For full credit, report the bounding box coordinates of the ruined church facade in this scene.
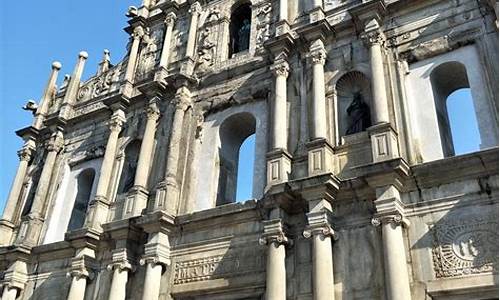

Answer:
[0,0,498,299]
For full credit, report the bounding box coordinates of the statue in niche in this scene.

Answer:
[345,92,371,135]
[122,160,137,192]
[237,19,251,52]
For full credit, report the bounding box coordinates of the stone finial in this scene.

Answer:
[52,61,62,70]
[126,6,138,18]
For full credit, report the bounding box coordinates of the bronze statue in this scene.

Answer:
[346,92,371,135]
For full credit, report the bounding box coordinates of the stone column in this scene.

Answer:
[154,87,190,212]
[127,100,160,216]
[362,25,389,124]
[270,60,289,150]
[86,110,126,229]
[186,2,202,59]
[59,52,88,120]
[1,285,18,300]
[2,144,34,222]
[303,211,336,300]
[259,219,289,300]
[66,273,88,300]
[372,186,411,300]
[140,259,163,300]
[33,61,62,129]
[107,261,133,300]
[124,26,145,85]
[309,40,327,140]
[279,0,288,22]
[159,12,177,69]
[21,131,64,246]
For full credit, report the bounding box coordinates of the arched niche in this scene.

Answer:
[335,71,372,143]
[67,168,96,231]
[117,139,141,194]
[229,2,252,57]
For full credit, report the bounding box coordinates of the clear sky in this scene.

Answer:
[0,2,480,213]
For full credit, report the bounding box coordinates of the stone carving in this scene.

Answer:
[173,252,264,284]
[345,92,371,135]
[431,217,498,278]
[256,3,272,47]
[136,28,161,77]
[196,28,216,74]
[77,66,121,103]
[207,6,221,23]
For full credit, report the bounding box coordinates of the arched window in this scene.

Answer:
[229,3,252,58]
[447,88,481,155]
[67,169,96,231]
[335,71,372,142]
[430,62,480,157]
[236,134,255,202]
[217,113,256,206]
[118,140,141,194]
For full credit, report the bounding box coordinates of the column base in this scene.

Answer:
[85,196,110,230]
[0,220,15,246]
[124,186,149,218]
[306,139,335,177]
[266,149,292,188]
[153,177,179,214]
[17,216,44,247]
[368,123,399,163]
[309,7,325,23]
[275,20,290,36]
[180,57,196,77]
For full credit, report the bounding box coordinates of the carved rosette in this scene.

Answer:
[259,219,290,247]
[303,211,338,240]
[371,213,410,228]
[270,60,290,78]
[45,131,64,153]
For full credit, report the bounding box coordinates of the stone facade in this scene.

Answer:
[0,0,499,299]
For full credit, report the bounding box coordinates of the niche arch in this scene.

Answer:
[229,1,252,57]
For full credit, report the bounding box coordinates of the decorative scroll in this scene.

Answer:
[431,216,498,278]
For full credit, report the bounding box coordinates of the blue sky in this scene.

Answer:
[0,2,481,213]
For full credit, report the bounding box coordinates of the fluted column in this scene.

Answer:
[126,100,160,217]
[33,61,62,129]
[159,12,177,69]
[186,2,202,59]
[107,261,133,300]
[303,211,336,300]
[154,87,190,212]
[124,26,145,84]
[259,219,289,300]
[270,60,289,150]
[362,26,389,124]
[21,131,63,246]
[2,143,34,223]
[134,101,160,188]
[86,110,126,229]
[309,40,327,140]
[1,285,18,300]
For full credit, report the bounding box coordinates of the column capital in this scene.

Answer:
[361,29,385,47]
[259,219,291,246]
[107,248,136,272]
[66,256,96,280]
[303,211,338,240]
[146,102,161,120]
[132,25,146,39]
[17,146,34,162]
[270,60,290,78]
[372,213,410,227]
[139,255,170,267]
[173,87,192,111]
[165,12,177,26]
[189,2,202,15]
[109,116,125,132]
[309,41,327,66]
[45,131,64,153]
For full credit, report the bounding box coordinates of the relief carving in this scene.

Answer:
[136,28,161,77]
[195,27,216,74]
[256,3,272,48]
[431,216,498,278]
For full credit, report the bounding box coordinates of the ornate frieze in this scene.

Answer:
[255,2,272,48]
[431,216,498,278]
[173,251,265,285]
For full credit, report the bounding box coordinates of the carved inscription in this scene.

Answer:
[431,216,498,278]
[173,253,264,284]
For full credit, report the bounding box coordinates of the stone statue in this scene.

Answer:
[122,161,137,192]
[345,92,371,135]
[237,19,251,52]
